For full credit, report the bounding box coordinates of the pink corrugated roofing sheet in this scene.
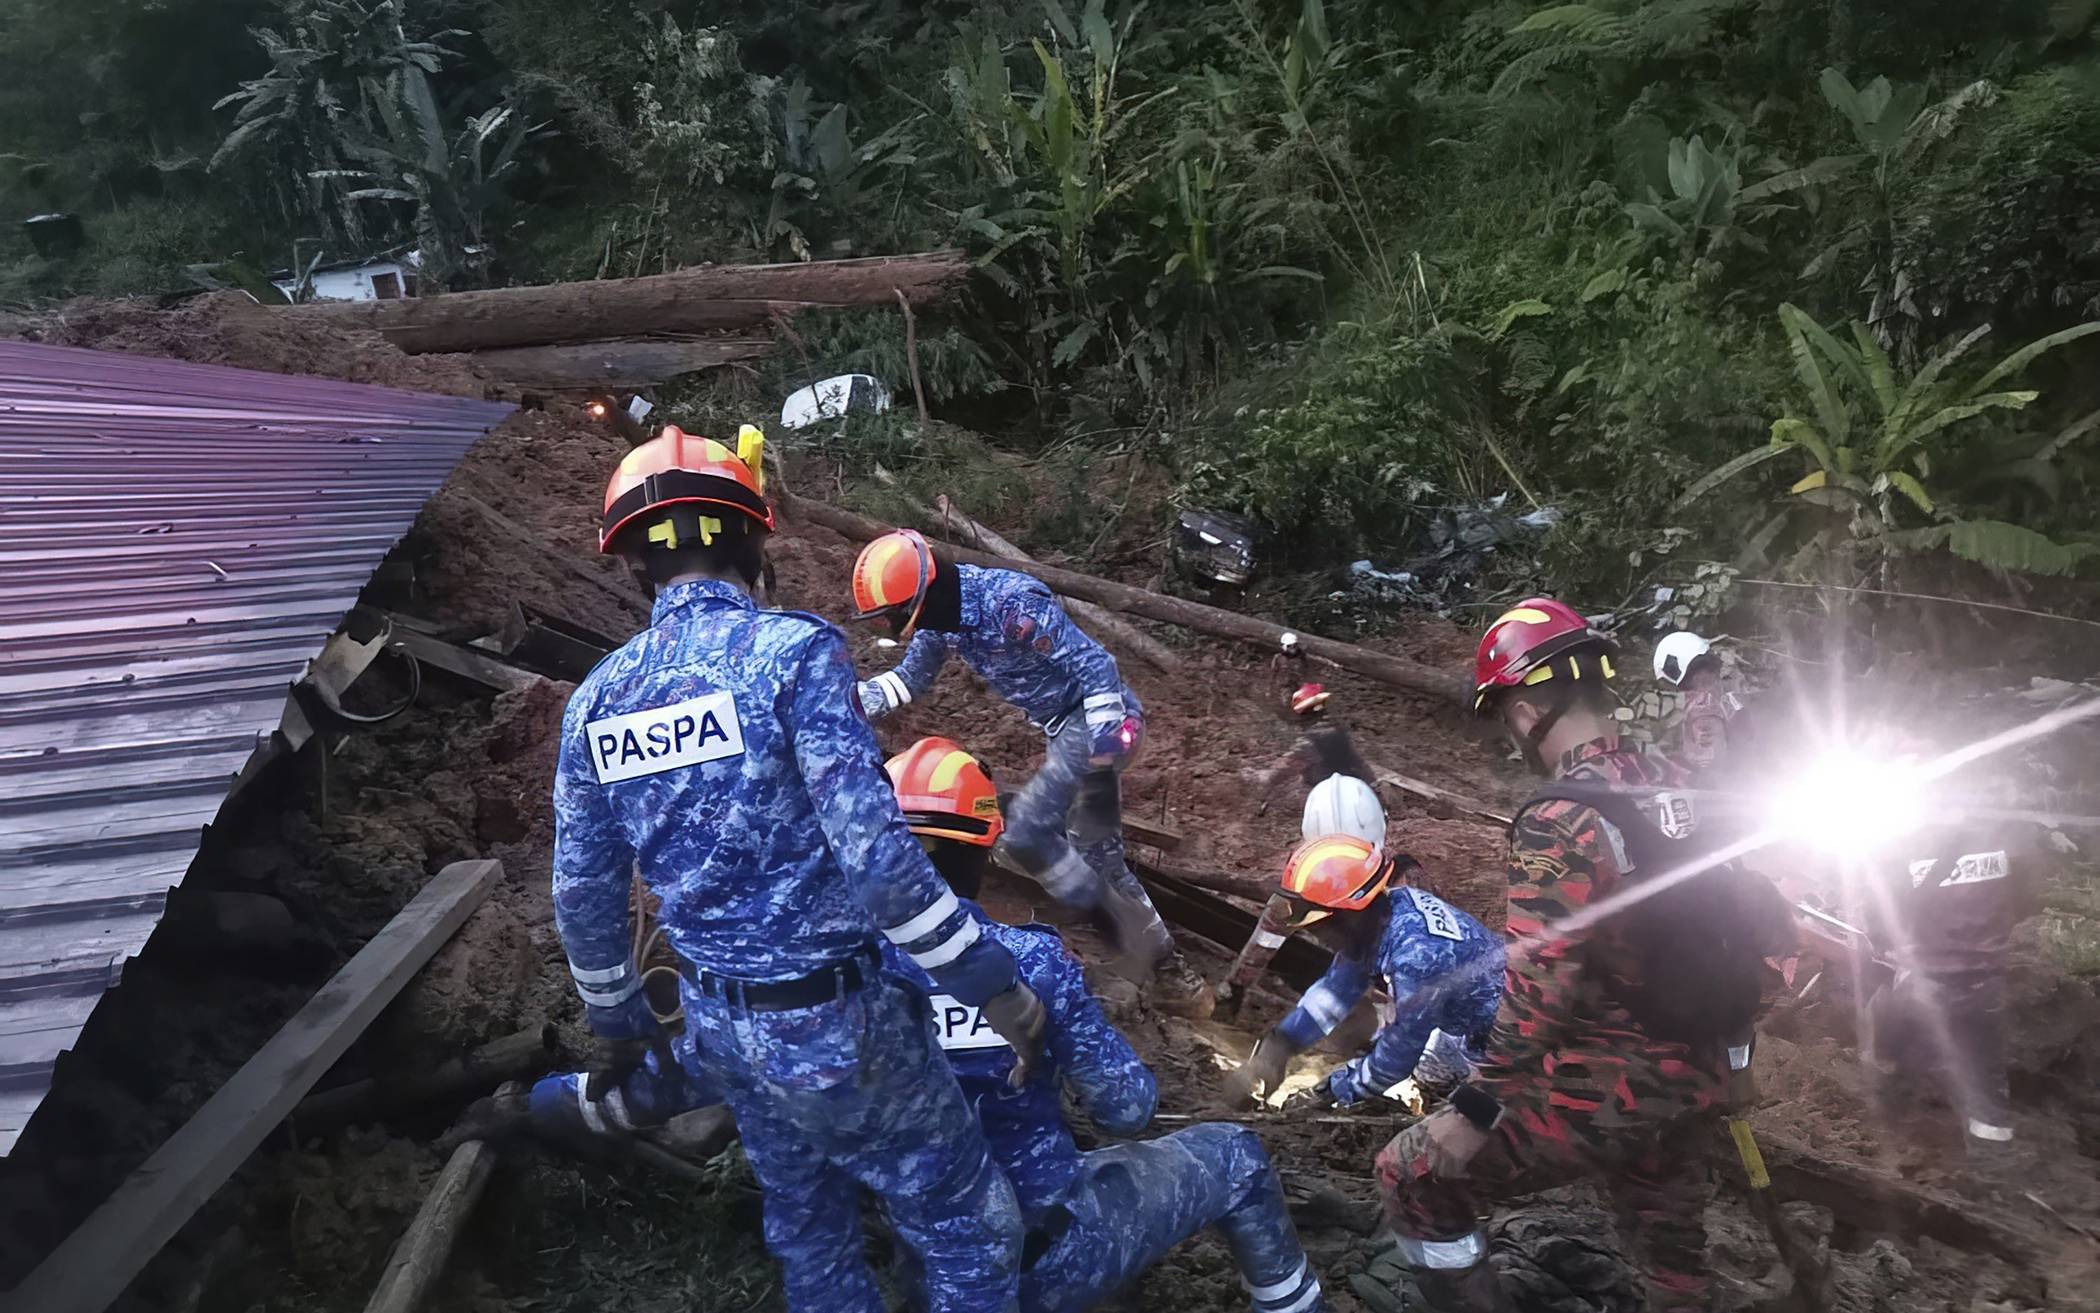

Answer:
[0,340,512,1154]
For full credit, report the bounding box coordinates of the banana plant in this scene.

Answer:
[1682,303,2100,575]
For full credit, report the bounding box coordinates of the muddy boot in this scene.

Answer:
[1150,950,1217,1020]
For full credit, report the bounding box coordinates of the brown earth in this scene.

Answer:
[4,295,2098,1313]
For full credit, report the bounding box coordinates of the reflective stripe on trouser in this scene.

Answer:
[1025,1124,1322,1313]
[1376,1106,1714,1313]
[1000,713,1171,957]
[685,970,1022,1313]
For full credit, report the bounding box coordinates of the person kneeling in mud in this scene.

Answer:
[1222,786,1504,1113]
[884,735,1326,1313]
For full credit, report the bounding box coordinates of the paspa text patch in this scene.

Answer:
[586,691,745,784]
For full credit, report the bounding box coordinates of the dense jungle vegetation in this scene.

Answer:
[5,0,2100,608]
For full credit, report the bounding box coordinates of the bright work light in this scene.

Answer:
[1770,749,1927,857]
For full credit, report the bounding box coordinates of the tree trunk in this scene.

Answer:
[274,251,971,354]
[782,493,1470,706]
[457,338,774,390]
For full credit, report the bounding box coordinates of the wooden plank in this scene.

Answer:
[6,860,503,1313]
[1121,813,1184,852]
[459,338,774,390]
[389,625,539,695]
[786,493,1468,705]
[1132,863,1332,993]
[362,1081,521,1313]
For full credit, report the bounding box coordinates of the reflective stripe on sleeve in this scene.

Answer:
[1300,981,1350,1034]
[570,958,641,1007]
[1252,928,1287,949]
[908,916,982,969]
[883,887,961,946]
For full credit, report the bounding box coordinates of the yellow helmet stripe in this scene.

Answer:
[860,537,910,607]
[1496,606,1553,626]
[927,749,975,794]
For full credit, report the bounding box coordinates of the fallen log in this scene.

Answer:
[292,1025,559,1132]
[784,494,1468,705]
[1369,765,1513,827]
[275,251,970,354]
[866,466,1180,674]
[458,337,774,390]
[930,492,1183,676]
[363,1081,524,1313]
[9,859,503,1313]
[1746,1132,2042,1279]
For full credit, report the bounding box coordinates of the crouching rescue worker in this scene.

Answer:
[1224,800,1503,1111]
[552,429,1045,1313]
[849,528,1213,1017]
[883,736,1325,1313]
[1370,599,1785,1313]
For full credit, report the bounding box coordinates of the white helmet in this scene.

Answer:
[1303,774,1386,850]
[1653,631,1713,686]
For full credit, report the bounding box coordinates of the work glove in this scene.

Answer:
[979,981,1048,1089]
[1083,694,1137,763]
[582,990,662,1102]
[1281,1081,1338,1116]
[1223,1032,1298,1106]
[856,678,896,720]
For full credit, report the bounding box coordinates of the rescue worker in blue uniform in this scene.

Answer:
[551,428,1046,1313]
[848,529,1214,1017]
[1224,831,1505,1110]
[882,736,1325,1313]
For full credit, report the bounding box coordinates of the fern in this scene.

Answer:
[1493,0,1755,97]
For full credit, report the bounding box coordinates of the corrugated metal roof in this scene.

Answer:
[0,340,512,1155]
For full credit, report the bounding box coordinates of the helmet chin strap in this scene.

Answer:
[1516,697,1571,776]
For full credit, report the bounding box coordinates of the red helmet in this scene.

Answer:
[600,425,772,553]
[1472,598,1616,715]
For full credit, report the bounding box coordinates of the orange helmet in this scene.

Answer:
[1281,834,1393,912]
[599,425,773,554]
[886,737,1003,847]
[850,529,936,636]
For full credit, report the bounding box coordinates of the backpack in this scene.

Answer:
[1517,779,1787,1045]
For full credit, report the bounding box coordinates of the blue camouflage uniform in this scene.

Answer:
[552,579,1024,1313]
[862,564,1172,958]
[884,912,1324,1313]
[1280,888,1505,1106]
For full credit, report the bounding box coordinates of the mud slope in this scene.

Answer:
[4,295,2094,1313]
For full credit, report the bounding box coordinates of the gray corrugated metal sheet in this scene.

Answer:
[0,340,513,1154]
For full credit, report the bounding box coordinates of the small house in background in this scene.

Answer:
[271,249,423,302]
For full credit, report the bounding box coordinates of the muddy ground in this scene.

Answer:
[4,295,2099,1312]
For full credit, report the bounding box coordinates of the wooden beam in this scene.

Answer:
[458,338,774,390]
[389,624,539,695]
[1369,766,1513,827]
[927,492,1182,676]
[362,1081,523,1313]
[8,860,504,1313]
[274,251,971,354]
[785,493,1467,705]
[1120,813,1185,853]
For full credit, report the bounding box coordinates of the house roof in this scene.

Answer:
[0,340,512,1154]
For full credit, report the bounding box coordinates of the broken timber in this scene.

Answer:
[864,476,1182,676]
[274,251,971,354]
[7,860,503,1313]
[363,1080,524,1313]
[1132,861,1332,992]
[456,337,774,390]
[785,494,1468,705]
